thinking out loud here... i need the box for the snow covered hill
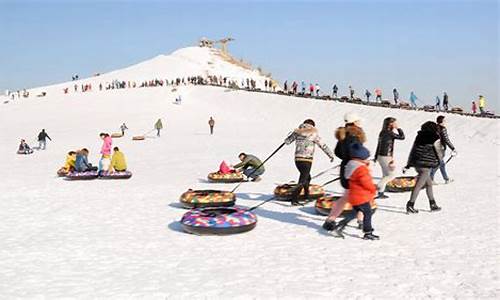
[0,47,498,298]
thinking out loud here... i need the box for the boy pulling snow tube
[99,170,132,179]
[65,171,99,180]
[273,183,325,201]
[385,176,416,192]
[181,206,257,235]
[207,171,244,183]
[180,189,236,208]
[315,195,377,216]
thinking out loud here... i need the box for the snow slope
[0,49,499,299]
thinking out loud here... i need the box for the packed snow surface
[0,47,499,299]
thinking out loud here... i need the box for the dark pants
[210,126,214,135]
[338,202,373,233]
[157,129,161,137]
[376,95,382,102]
[291,160,312,202]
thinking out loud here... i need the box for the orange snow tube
[207,171,244,183]
[273,183,325,201]
[179,189,236,209]
[111,133,123,138]
[132,135,145,141]
[385,176,416,193]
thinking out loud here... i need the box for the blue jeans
[430,157,449,181]
[243,167,264,179]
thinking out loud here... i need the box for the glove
[330,157,335,163]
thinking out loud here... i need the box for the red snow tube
[181,207,257,235]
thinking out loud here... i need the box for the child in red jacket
[332,143,379,240]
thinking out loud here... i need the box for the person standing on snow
[393,88,399,104]
[374,117,405,199]
[315,83,321,96]
[443,92,449,111]
[208,117,215,135]
[409,91,418,108]
[332,84,338,98]
[37,129,52,150]
[155,118,163,137]
[349,85,355,99]
[478,95,486,116]
[431,115,456,184]
[435,96,441,111]
[120,123,128,136]
[322,113,367,231]
[471,101,477,114]
[301,81,306,95]
[309,83,314,96]
[404,121,442,213]
[284,80,288,92]
[365,89,371,102]
[374,88,382,102]
[98,133,112,174]
[285,119,335,206]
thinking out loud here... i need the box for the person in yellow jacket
[63,151,77,172]
[478,95,486,116]
[109,147,127,172]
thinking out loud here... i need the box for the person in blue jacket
[74,148,98,172]
[409,91,418,108]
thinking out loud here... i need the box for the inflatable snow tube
[273,183,325,201]
[57,168,69,177]
[423,105,436,112]
[451,107,463,113]
[181,207,257,235]
[207,171,244,183]
[17,150,33,155]
[385,176,416,192]
[111,133,123,138]
[99,170,132,179]
[65,171,99,180]
[132,135,145,141]
[179,189,236,208]
[315,195,378,216]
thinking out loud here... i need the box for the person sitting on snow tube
[108,147,127,172]
[63,151,77,171]
[18,139,33,154]
[233,153,265,182]
[74,148,98,172]
[219,160,234,174]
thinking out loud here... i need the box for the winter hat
[344,112,361,124]
[349,143,370,160]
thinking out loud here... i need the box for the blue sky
[0,0,498,110]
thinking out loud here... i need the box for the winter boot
[375,192,389,199]
[363,232,380,240]
[429,200,442,212]
[322,219,336,231]
[357,219,364,230]
[406,201,419,214]
[445,178,454,184]
[251,176,261,182]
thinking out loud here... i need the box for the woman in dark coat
[405,121,442,213]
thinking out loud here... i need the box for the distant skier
[233,153,265,182]
[409,91,418,108]
[37,129,52,150]
[442,92,449,111]
[332,84,338,98]
[155,118,163,137]
[374,88,382,102]
[431,115,456,184]
[404,121,442,213]
[435,96,441,111]
[285,119,335,206]
[365,89,371,102]
[208,117,215,135]
[120,123,128,136]
[393,88,399,104]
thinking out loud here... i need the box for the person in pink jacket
[98,133,112,173]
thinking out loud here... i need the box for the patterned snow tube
[111,133,123,138]
[207,171,244,183]
[99,171,133,179]
[132,136,145,141]
[385,176,416,192]
[423,105,435,112]
[65,171,99,180]
[273,184,325,201]
[181,206,257,235]
[57,168,69,177]
[451,107,463,113]
[315,195,378,216]
[179,189,236,208]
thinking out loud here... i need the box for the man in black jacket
[37,129,52,150]
[431,115,456,184]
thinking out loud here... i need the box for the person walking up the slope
[478,95,486,116]
[208,117,215,135]
[285,119,335,206]
[120,123,128,136]
[37,129,52,150]
[349,86,355,100]
[365,89,371,102]
[404,121,442,213]
[309,83,315,96]
[332,84,338,98]
[301,81,306,95]
[374,88,382,102]
[374,117,405,199]
[443,92,449,111]
[323,113,367,231]
[329,143,379,240]
[431,115,456,184]
[233,153,265,182]
[435,96,441,111]
[155,118,163,137]
[393,88,399,104]
[315,83,321,96]
[409,91,418,108]
[471,101,477,114]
